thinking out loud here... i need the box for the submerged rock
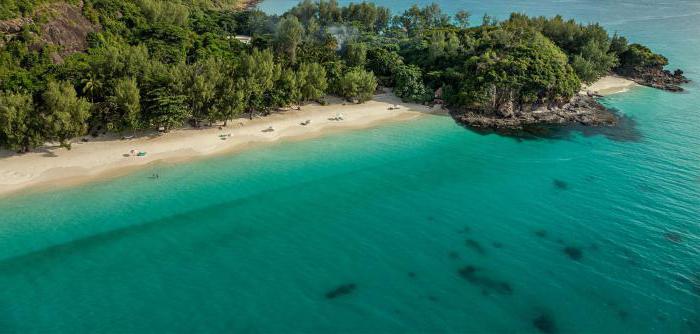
[457,266,513,295]
[533,313,557,334]
[465,239,487,255]
[325,283,357,299]
[663,231,683,243]
[617,310,629,320]
[563,247,583,261]
[459,265,478,277]
[553,179,569,190]
[535,230,548,238]
[690,273,700,296]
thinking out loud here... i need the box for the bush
[338,67,377,103]
[618,43,668,70]
[394,64,428,102]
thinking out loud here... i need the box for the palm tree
[81,73,102,103]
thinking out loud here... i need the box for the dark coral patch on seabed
[533,313,557,334]
[563,246,583,261]
[325,284,357,299]
[534,229,548,238]
[663,231,683,243]
[457,226,471,234]
[552,179,569,190]
[457,265,513,295]
[465,239,487,255]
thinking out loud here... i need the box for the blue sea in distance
[1,1,699,333]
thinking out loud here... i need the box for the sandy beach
[0,76,637,197]
[0,93,435,197]
[582,75,640,96]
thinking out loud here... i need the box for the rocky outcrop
[0,17,33,34]
[617,67,689,92]
[0,2,98,63]
[34,1,98,63]
[452,95,617,130]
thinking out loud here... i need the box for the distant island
[0,0,689,153]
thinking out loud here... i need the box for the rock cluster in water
[618,68,690,92]
[452,95,617,130]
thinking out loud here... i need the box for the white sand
[582,75,639,96]
[0,93,436,197]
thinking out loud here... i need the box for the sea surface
[1,1,699,333]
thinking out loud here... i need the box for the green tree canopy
[298,62,328,102]
[276,15,305,64]
[41,81,91,149]
[108,77,141,132]
[618,43,669,71]
[237,48,278,118]
[338,67,377,103]
[0,91,41,152]
[394,64,428,103]
[448,29,580,115]
[344,42,368,68]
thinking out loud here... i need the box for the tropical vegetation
[0,0,672,151]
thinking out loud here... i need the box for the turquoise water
[1,1,699,333]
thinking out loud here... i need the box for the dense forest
[0,0,679,151]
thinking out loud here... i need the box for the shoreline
[582,75,640,96]
[0,93,435,198]
[0,76,637,198]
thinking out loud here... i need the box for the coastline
[582,75,640,96]
[452,75,639,130]
[0,93,434,198]
[0,76,637,198]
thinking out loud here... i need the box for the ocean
[0,1,698,332]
